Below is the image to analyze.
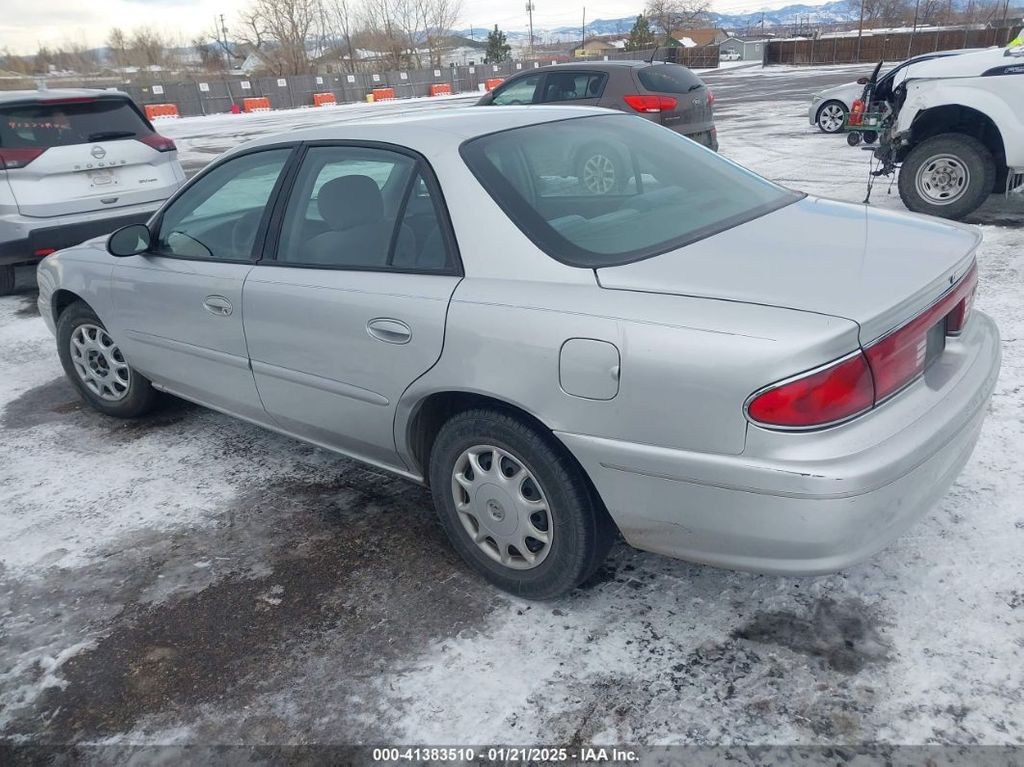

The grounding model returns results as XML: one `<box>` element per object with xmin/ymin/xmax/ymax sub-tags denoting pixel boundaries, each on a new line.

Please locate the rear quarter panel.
<box><xmin>397</xmin><ymin>276</ymin><xmax>861</xmax><ymax>469</ymax></box>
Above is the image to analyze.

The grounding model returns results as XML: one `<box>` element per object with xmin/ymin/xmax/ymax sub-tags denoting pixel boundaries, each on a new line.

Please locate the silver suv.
<box><xmin>0</xmin><ymin>89</ymin><xmax>185</xmax><ymax>294</ymax></box>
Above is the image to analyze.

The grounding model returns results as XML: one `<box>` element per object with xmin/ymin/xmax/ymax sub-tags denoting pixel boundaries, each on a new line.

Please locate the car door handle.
<box><xmin>203</xmin><ymin>295</ymin><xmax>233</xmax><ymax>316</ymax></box>
<box><xmin>366</xmin><ymin>318</ymin><xmax>411</xmax><ymax>344</ymax></box>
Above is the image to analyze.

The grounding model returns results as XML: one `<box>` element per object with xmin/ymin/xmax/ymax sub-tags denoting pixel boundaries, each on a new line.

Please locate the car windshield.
<box><xmin>460</xmin><ymin>114</ymin><xmax>801</xmax><ymax>268</ymax></box>
<box><xmin>0</xmin><ymin>98</ymin><xmax>151</xmax><ymax>149</ymax></box>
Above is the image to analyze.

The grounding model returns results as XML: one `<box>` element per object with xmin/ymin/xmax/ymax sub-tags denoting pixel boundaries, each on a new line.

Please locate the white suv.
<box><xmin>0</xmin><ymin>89</ymin><xmax>185</xmax><ymax>294</ymax></box>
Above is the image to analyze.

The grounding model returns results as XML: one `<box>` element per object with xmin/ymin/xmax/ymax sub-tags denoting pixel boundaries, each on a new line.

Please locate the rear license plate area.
<box><xmin>924</xmin><ymin>319</ymin><xmax>946</xmax><ymax>368</ymax></box>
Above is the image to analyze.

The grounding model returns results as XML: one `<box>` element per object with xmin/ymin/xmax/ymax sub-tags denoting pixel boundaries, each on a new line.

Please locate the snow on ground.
<box><xmin>0</xmin><ymin>64</ymin><xmax>1022</xmax><ymax>748</ymax></box>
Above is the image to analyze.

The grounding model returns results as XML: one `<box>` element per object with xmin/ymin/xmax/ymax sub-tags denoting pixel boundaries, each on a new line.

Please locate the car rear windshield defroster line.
<box><xmin>460</xmin><ymin>114</ymin><xmax>802</xmax><ymax>269</ymax></box>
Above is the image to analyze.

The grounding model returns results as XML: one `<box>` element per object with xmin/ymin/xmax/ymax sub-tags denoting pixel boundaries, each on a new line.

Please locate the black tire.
<box><xmin>428</xmin><ymin>408</ymin><xmax>615</xmax><ymax>600</ymax></box>
<box><xmin>56</xmin><ymin>301</ymin><xmax>157</xmax><ymax>418</ymax></box>
<box><xmin>816</xmin><ymin>100</ymin><xmax>848</xmax><ymax>134</ymax></box>
<box><xmin>575</xmin><ymin>142</ymin><xmax>628</xmax><ymax>195</ymax></box>
<box><xmin>898</xmin><ymin>133</ymin><xmax>995</xmax><ymax>220</ymax></box>
<box><xmin>0</xmin><ymin>265</ymin><xmax>15</xmax><ymax>296</ymax></box>
<box><xmin>862</xmin><ymin>130</ymin><xmax>877</xmax><ymax>145</ymax></box>
<box><xmin>847</xmin><ymin>131</ymin><xmax>862</xmax><ymax>147</ymax></box>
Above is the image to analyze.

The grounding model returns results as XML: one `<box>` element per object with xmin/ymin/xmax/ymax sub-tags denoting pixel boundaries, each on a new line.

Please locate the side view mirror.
<box><xmin>107</xmin><ymin>224</ymin><xmax>151</xmax><ymax>257</ymax></box>
<box><xmin>856</xmin><ymin>76</ymin><xmax>869</xmax><ymax>84</ymax></box>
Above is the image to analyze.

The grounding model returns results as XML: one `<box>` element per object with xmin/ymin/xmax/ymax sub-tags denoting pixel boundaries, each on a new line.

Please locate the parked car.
<box><xmin>0</xmin><ymin>89</ymin><xmax>185</xmax><ymax>294</ymax></box>
<box><xmin>808</xmin><ymin>49</ymin><xmax>982</xmax><ymax>134</ymax></box>
<box><xmin>37</xmin><ymin>107</ymin><xmax>1000</xmax><ymax>598</ymax></box>
<box><xmin>477</xmin><ymin>61</ymin><xmax>717</xmax><ymax>194</ymax></box>
<box><xmin>871</xmin><ymin>44</ymin><xmax>1024</xmax><ymax>219</ymax></box>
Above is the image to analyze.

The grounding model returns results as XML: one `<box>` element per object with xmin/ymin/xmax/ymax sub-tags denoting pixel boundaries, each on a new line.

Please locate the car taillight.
<box><xmin>746</xmin><ymin>353</ymin><xmax>875</xmax><ymax>429</ymax></box>
<box><xmin>747</xmin><ymin>261</ymin><xmax>978</xmax><ymax>429</ymax></box>
<box><xmin>137</xmin><ymin>134</ymin><xmax>176</xmax><ymax>152</ymax></box>
<box><xmin>864</xmin><ymin>262</ymin><xmax>977</xmax><ymax>400</ymax></box>
<box><xmin>0</xmin><ymin>147</ymin><xmax>45</xmax><ymax>169</ymax></box>
<box><xmin>623</xmin><ymin>94</ymin><xmax>677</xmax><ymax>113</ymax></box>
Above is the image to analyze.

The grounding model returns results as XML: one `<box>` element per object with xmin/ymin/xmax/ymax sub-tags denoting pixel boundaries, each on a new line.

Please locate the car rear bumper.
<box><xmin>0</xmin><ymin>203</ymin><xmax>160</xmax><ymax>267</ymax></box>
<box><xmin>557</xmin><ymin>311</ymin><xmax>1001</xmax><ymax>575</ymax></box>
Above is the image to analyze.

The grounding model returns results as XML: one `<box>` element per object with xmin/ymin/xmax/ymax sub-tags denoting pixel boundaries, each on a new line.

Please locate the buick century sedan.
<box><xmin>37</xmin><ymin>107</ymin><xmax>1001</xmax><ymax>598</ymax></box>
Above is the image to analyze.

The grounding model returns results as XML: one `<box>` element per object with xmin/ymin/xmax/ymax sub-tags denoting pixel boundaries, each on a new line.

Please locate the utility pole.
<box><xmin>856</xmin><ymin>0</ymin><xmax>865</xmax><ymax>62</ymax></box>
<box><xmin>528</xmin><ymin>1</ymin><xmax>536</xmax><ymax>57</ymax></box>
<box><xmin>909</xmin><ymin>0</ymin><xmax>921</xmax><ymax>58</ymax></box>
<box><xmin>582</xmin><ymin>6</ymin><xmax>586</xmax><ymax>48</ymax></box>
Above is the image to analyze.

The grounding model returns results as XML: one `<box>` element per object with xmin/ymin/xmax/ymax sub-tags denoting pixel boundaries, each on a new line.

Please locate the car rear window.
<box><xmin>637</xmin><ymin>64</ymin><xmax>704</xmax><ymax>94</ymax></box>
<box><xmin>0</xmin><ymin>98</ymin><xmax>151</xmax><ymax>149</ymax></box>
<box><xmin>460</xmin><ymin>114</ymin><xmax>801</xmax><ymax>268</ymax></box>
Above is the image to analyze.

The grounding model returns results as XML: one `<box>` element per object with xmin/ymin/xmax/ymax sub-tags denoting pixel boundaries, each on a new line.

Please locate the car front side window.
<box><xmin>492</xmin><ymin>75</ymin><xmax>541</xmax><ymax>105</ymax></box>
<box><xmin>154</xmin><ymin>148</ymin><xmax>292</xmax><ymax>261</ymax></box>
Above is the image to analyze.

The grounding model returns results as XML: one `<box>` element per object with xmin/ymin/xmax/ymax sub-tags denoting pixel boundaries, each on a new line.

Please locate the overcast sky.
<box><xmin>1</xmin><ymin>0</ymin><xmax>832</xmax><ymax>55</ymax></box>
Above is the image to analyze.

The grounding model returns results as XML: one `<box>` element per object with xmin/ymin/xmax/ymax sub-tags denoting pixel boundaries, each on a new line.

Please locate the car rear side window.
<box><xmin>541</xmin><ymin>72</ymin><xmax>607</xmax><ymax>102</ymax></box>
<box><xmin>461</xmin><ymin>114</ymin><xmax>801</xmax><ymax>268</ymax></box>
<box><xmin>636</xmin><ymin>64</ymin><xmax>703</xmax><ymax>94</ymax></box>
<box><xmin>0</xmin><ymin>99</ymin><xmax>151</xmax><ymax>149</ymax></box>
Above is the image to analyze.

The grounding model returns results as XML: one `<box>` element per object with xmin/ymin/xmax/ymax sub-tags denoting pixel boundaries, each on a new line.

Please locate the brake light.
<box><xmin>0</xmin><ymin>148</ymin><xmax>45</xmax><ymax>169</ymax></box>
<box><xmin>747</xmin><ymin>261</ymin><xmax>978</xmax><ymax>429</ymax></box>
<box><xmin>623</xmin><ymin>94</ymin><xmax>677</xmax><ymax>113</ymax></box>
<box><xmin>746</xmin><ymin>353</ymin><xmax>875</xmax><ymax>429</ymax></box>
<box><xmin>864</xmin><ymin>262</ymin><xmax>977</xmax><ymax>400</ymax></box>
<box><xmin>137</xmin><ymin>134</ymin><xmax>176</xmax><ymax>152</ymax></box>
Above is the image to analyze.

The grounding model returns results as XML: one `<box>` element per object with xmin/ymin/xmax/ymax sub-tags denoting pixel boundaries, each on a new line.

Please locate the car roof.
<box><xmin>241</xmin><ymin>105</ymin><xmax>617</xmax><ymax>153</ymax></box>
<box><xmin>517</xmin><ymin>60</ymin><xmax>674</xmax><ymax>73</ymax></box>
<box><xmin>0</xmin><ymin>88</ymin><xmax>132</xmax><ymax>106</ymax></box>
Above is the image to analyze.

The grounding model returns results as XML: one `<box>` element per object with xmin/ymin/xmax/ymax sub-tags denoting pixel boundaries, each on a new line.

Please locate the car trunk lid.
<box><xmin>595</xmin><ymin>195</ymin><xmax>980</xmax><ymax>344</ymax></box>
<box><xmin>0</xmin><ymin>96</ymin><xmax>178</xmax><ymax>218</ymax></box>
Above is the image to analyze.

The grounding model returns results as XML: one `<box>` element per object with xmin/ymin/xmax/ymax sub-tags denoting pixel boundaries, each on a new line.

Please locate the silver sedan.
<box><xmin>37</xmin><ymin>107</ymin><xmax>1001</xmax><ymax>599</ymax></box>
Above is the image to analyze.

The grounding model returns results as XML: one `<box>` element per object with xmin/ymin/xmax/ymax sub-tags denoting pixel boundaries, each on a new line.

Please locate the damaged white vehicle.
<box><xmin>873</xmin><ymin>40</ymin><xmax>1024</xmax><ymax>220</ymax></box>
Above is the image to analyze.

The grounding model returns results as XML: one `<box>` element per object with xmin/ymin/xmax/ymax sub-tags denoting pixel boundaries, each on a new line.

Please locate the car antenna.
<box><xmin>647</xmin><ymin>46</ymin><xmax>659</xmax><ymax>64</ymax></box>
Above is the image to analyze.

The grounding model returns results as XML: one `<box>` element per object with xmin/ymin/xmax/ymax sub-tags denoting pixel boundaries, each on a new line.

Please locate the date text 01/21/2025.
<box><xmin>371</xmin><ymin>747</ymin><xmax>640</xmax><ymax>762</ymax></box>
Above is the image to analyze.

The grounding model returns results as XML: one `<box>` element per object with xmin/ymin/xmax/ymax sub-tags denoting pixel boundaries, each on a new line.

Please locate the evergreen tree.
<box><xmin>626</xmin><ymin>15</ymin><xmax>656</xmax><ymax>51</ymax></box>
<box><xmin>484</xmin><ymin>25</ymin><xmax>512</xmax><ymax>64</ymax></box>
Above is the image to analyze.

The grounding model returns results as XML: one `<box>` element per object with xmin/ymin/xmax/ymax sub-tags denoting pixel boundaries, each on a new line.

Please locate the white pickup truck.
<box><xmin>872</xmin><ymin>39</ymin><xmax>1024</xmax><ymax>220</ymax></box>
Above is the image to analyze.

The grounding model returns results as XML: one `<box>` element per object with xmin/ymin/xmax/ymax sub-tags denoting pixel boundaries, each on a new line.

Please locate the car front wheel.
<box><xmin>428</xmin><ymin>408</ymin><xmax>615</xmax><ymax>599</ymax></box>
<box><xmin>56</xmin><ymin>301</ymin><xmax>157</xmax><ymax>418</ymax></box>
<box><xmin>816</xmin><ymin>101</ymin><xmax>848</xmax><ymax>134</ymax></box>
<box><xmin>898</xmin><ymin>133</ymin><xmax>995</xmax><ymax>220</ymax></box>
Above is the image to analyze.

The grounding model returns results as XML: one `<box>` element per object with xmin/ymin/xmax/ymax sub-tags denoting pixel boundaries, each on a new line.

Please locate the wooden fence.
<box><xmin>765</xmin><ymin>26</ymin><xmax>1018</xmax><ymax>65</ymax></box>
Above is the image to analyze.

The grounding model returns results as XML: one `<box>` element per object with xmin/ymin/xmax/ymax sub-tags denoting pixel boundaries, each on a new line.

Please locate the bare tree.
<box><xmin>324</xmin><ymin>0</ymin><xmax>360</xmax><ymax>72</ymax></box>
<box><xmin>239</xmin><ymin>0</ymin><xmax>325</xmax><ymax>74</ymax></box>
<box><xmin>845</xmin><ymin>0</ymin><xmax>913</xmax><ymax>26</ymax></box>
<box><xmin>130</xmin><ymin>27</ymin><xmax>171</xmax><ymax>69</ymax></box>
<box><xmin>422</xmin><ymin>0</ymin><xmax>463</xmax><ymax>67</ymax></box>
<box><xmin>107</xmin><ymin>27</ymin><xmax>130</xmax><ymax>70</ymax></box>
<box><xmin>644</xmin><ymin>0</ymin><xmax>710</xmax><ymax>41</ymax></box>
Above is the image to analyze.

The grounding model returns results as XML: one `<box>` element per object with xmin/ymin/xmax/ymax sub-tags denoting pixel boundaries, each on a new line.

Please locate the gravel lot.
<box><xmin>1</xmin><ymin>64</ymin><xmax>1022</xmax><ymax>748</ymax></box>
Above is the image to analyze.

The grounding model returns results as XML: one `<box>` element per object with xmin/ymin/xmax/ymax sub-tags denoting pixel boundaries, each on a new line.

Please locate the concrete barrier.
<box><xmin>144</xmin><ymin>103</ymin><xmax>180</xmax><ymax>120</ymax></box>
<box><xmin>371</xmin><ymin>87</ymin><xmax>397</xmax><ymax>102</ymax></box>
<box><xmin>243</xmin><ymin>97</ymin><xmax>272</xmax><ymax>113</ymax></box>
<box><xmin>312</xmin><ymin>92</ymin><xmax>337</xmax><ymax>107</ymax></box>
<box><xmin>429</xmin><ymin>83</ymin><xmax>453</xmax><ymax>96</ymax></box>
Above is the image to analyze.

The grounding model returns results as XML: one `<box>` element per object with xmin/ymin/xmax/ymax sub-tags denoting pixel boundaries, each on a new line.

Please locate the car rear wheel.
<box><xmin>816</xmin><ymin>101</ymin><xmax>848</xmax><ymax>134</ymax></box>
<box><xmin>56</xmin><ymin>301</ymin><xmax>157</xmax><ymax>418</ymax></box>
<box><xmin>898</xmin><ymin>133</ymin><xmax>995</xmax><ymax>220</ymax></box>
<box><xmin>575</xmin><ymin>143</ymin><xmax>627</xmax><ymax>195</ymax></box>
<box><xmin>428</xmin><ymin>408</ymin><xmax>615</xmax><ymax>599</ymax></box>
<box><xmin>0</xmin><ymin>265</ymin><xmax>14</xmax><ymax>296</ymax></box>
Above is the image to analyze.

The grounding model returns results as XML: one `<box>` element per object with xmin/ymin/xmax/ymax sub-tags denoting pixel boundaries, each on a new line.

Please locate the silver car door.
<box><xmin>109</xmin><ymin>147</ymin><xmax>294</xmax><ymax>419</ymax></box>
<box><xmin>242</xmin><ymin>144</ymin><xmax>461</xmax><ymax>471</ymax></box>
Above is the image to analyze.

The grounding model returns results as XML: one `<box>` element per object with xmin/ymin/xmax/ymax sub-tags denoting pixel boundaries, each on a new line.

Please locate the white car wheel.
<box><xmin>816</xmin><ymin>102</ymin><xmax>848</xmax><ymax>134</ymax></box>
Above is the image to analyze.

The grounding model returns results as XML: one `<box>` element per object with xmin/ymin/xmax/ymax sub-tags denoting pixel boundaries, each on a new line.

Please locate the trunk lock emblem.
<box><xmin>91</xmin><ymin>146</ymin><xmax>106</xmax><ymax>159</ymax></box>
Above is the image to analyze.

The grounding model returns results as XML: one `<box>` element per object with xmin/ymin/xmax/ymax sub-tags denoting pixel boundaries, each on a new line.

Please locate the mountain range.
<box><xmin>460</xmin><ymin>1</ymin><xmax>861</xmax><ymax>43</ymax></box>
